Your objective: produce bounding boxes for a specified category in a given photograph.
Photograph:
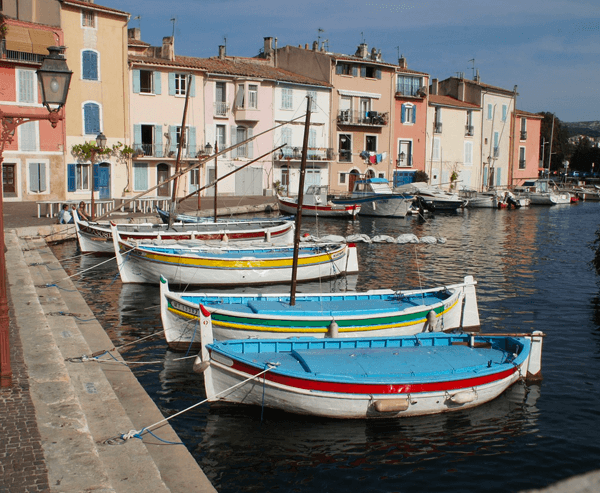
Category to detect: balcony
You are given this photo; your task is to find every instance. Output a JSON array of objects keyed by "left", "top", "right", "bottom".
[
  {"left": 520, "top": 131, "right": 527, "bottom": 141},
  {"left": 214, "top": 102, "right": 230, "bottom": 117},
  {"left": 338, "top": 150, "right": 352, "bottom": 163},
  {"left": 337, "top": 110, "right": 388, "bottom": 127},
  {"left": 234, "top": 105, "right": 260, "bottom": 122},
  {"left": 465, "top": 125, "right": 474, "bottom": 136},
  {"left": 277, "top": 146, "right": 335, "bottom": 161},
  {"left": 133, "top": 143, "right": 200, "bottom": 159},
  {"left": 0, "top": 40, "right": 44, "bottom": 65}
]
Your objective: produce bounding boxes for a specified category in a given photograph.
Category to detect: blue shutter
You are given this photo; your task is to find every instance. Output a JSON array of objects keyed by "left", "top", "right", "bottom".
[
  {"left": 189, "top": 75, "right": 195, "bottom": 97},
  {"left": 82, "top": 51, "right": 98, "bottom": 80},
  {"left": 39, "top": 163, "right": 46, "bottom": 192},
  {"left": 82, "top": 51, "right": 92, "bottom": 79},
  {"left": 153, "top": 71, "right": 161, "bottom": 94},
  {"left": 155, "top": 125, "right": 163, "bottom": 157},
  {"left": 133, "top": 124, "right": 141, "bottom": 147},
  {"left": 247, "top": 127, "right": 253, "bottom": 159},
  {"left": 169, "top": 126, "right": 176, "bottom": 154},
  {"left": 133, "top": 69, "right": 140, "bottom": 93},
  {"left": 496, "top": 167, "right": 502, "bottom": 187},
  {"left": 376, "top": 69, "right": 381, "bottom": 80},
  {"left": 412, "top": 106, "right": 416, "bottom": 124},
  {"left": 29, "top": 163, "right": 39, "bottom": 192},
  {"left": 68, "top": 164, "right": 76, "bottom": 192},
  {"left": 188, "top": 126, "right": 196, "bottom": 157},
  {"left": 360, "top": 67, "right": 366, "bottom": 78},
  {"left": 84, "top": 103, "right": 100, "bottom": 135},
  {"left": 401, "top": 104, "right": 406, "bottom": 123},
  {"left": 352, "top": 66, "right": 358, "bottom": 77},
  {"left": 93, "top": 163, "right": 99, "bottom": 191},
  {"left": 336, "top": 64, "right": 342, "bottom": 75},
  {"left": 483, "top": 167, "right": 488, "bottom": 188},
  {"left": 168, "top": 72, "right": 175, "bottom": 96}
]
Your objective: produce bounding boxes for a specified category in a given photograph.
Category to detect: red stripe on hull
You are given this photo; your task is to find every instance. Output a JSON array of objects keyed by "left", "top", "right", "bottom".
[{"left": 214, "top": 354, "right": 518, "bottom": 394}]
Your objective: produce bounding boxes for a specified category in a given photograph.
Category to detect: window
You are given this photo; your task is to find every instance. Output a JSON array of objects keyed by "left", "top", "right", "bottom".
[
  {"left": 215, "top": 81, "right": 227, "bottom": 116},
  {"left": 339, "top": 134, "right": 352, "bottom": 162},
  {"left": 396, "top": 75, "right": 422, "bottom": 96},
  {"left": 281, "top": 166, "right": 289, "bottom": 191},
  {"left": 19, "top": 121, "right": 37, "bottom": 151},
  {"left": 433, "top": 137, "right": 440, "bottom": 161},
  {"left": 502, "top": 104, "right": 508, "bottom": 122},
  {"left": 309, "top": 128, "right": 317, "bottom": 150},
  {"left": 339, "top": 96, "right": 351, "bottom": 122},
  {"left": 140, "top": 70, "right": 153, "bottom": 93},
  {"left": 464, "top": 141, "right": 473, "bottom": 166},
  {"left": 232, "top": 126, "right": 253, "bottom": 158},
  {"left": 281, "top": 87, "right": 293, "bottom": 110},
  {"left": 519, "top": 147, "right": 526, "bottom": 169},
  {"left": 29, "top": 162, "right": 47, "bottom": 193},
  {"left": 82, "top": 50, "right": 98, "bottom": 80},
  {"left": 520, "top": 118, "right": 527, "bottom": 140},
  {"left": 493, "top": 131, "right": 500, "bottom": 158},
  {"left": 76, "top": 164, "right": 90, "bottom": 191},
  {"left": 216, "top": 124, "right": 226, "bottom": 151},
  {"left": 175, "top": 74, "right": 187, "bottom": 95},
  {"left": 133, "top": 162, "right": 148, "bottom": 191},
  {"left": 337, "top": 63, "right": 353, "bottom": 76},
  {"left": 360, "top": 98, "right": 371, "bottom": 121},
  {"left": 466, "top": 111, "right": 474, "bottom": 136},
  {"left": 365, "top": 135, "right": 377, "bottom": 152},
  {"left": 487, "top": 104, "right": 493, "bottom": 120},
  {"left": 83, "top": 102, "right": 101, "bottom": 135},
  {"left": 434, "top": 107, "right": 442, "bottom": 133},
  {"left": 281, "top": 127, "right": 293, "bottom": 157},
  {"left": 235, "top": 84, "right": 245, "bottom": 108},
  {"left": 397, "top": 141, "right": 412, "bottom": 167},
  {"left": 82, "top": 9, "right": 95, "bottom": 28},
  {"left": 17, "top": 69, "right": 36, "bottom": 103},
  {"left": 249, "top": 85, "right": 258, "bottom": 109},
  {"left": 401, "top": 103, "right": 415, "bottom": 124}
]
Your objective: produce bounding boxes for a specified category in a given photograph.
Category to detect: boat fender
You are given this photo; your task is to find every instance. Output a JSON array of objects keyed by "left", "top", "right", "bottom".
[
  {"left": 327, "top": 320, "right": 339, "bottom": 338},
  {"left": 450, "top": 390, "right": 477, "bottom": 404},
  {"left": 423, "top": 310, "right": 437, "bottom": 332},
  {"left": 266, "top": 230, "right": 271, "bottom": 242},
  {"left": 222, "top": 233, "right": 229, "bottom": 243},
  {"left": 374, "top": 398, "right": 410, "bottom": 413},
  {"left": 193, "top": 359, "right": 210, "bottom": 373}
]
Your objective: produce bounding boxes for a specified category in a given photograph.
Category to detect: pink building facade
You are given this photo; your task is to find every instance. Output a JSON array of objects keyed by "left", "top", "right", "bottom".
[{"left": 511, "top": 110, "right": 542, "bottom": 186}]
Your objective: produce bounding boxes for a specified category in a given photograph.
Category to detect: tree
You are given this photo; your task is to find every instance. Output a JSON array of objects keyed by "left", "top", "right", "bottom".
[
  {"left": 413, "top": 170, "right": 429, "bottom": 183},
  {"left": 539, "top": 112, "right": 570, "bottom": 173}
]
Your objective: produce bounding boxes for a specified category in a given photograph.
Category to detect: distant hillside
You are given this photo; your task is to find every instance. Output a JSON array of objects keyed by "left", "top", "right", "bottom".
[{"left": 563, "top": 121, "right": 600, "bottom": 138}]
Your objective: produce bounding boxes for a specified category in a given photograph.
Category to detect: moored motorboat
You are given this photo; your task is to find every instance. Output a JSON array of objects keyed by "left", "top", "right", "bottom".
[
  {"left": 277, "top": 185, "right": 360, "bottom": 218},
  {"left": 160, "top": 275, "right": 480, "bottom": 351},
  {"left": 73, "top": 211, "right": 295, "bottom": 254},
  {"left": 193, "top": 307, "right": 544, "bottom": 419},
  {"left": 110, "top": 223, "right": 359, "bottom": 286},
  {"left": 514, "top": 179, "right": 571, "bottom": 205},
  {"left": 395, "top": 182, "right": 466, "bottom": 212},
  {"left": 331, "top": 177, "right": 413, "bottom": 217}
]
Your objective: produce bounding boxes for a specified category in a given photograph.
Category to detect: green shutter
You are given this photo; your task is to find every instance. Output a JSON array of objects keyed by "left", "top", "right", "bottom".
[
  {"left": 168, "top": 72, "right": 175, "bottom": 95},
  {"left": 155, "top": 125, "right": 163, "bottom": 157},
  {"left": 133, "top": 70, "right": 140, "bottom": 93},
  {"left": 153, "top": 71, "right": 161, "bottom": 94}
]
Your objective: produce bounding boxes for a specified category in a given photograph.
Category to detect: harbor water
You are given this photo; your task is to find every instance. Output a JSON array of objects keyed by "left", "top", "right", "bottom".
[{"left": 52, "top": 201, "right": 600, "bottom": 492}]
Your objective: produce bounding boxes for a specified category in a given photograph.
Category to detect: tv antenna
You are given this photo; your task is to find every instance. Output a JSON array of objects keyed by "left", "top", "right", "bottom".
[
  {"left": 469, "top": 58, "right": 475, "bottom": 78},
  {"left": 317, "top": 28, "right": 324, "bottom": 46},
  {"left": 133, "top": 15, "right": 141, "bottom": 30},
  {"left": 170, "top": 17, "right": 177, "bottom": 38}
]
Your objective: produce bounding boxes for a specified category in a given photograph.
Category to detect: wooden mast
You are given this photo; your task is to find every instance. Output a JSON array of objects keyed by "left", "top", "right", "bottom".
[
  {"left": 213, "top": 142, "right": 218, "bottom": 223},
  {"left": 168, "top": 73, "right": 192, "bottom": 229},
  {"left": 290, "top": 96, "right": 312, "bottom": 306}
]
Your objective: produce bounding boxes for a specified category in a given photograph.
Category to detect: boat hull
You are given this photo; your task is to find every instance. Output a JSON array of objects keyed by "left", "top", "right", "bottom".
[
  {"left": 331, "top": 195, "right": 412, "bottom": 217},
  {"left": 277, "top": 195, "right": 360, "bottom": 218},
  {"left": 197, "top": 331, "right": 544, "bottom": 419},
  {"left": 74, "top": 214, "right": 294, "bottom": 254},
  {"left": 160, "top": 276, "right": 480, "bottom": 351}
]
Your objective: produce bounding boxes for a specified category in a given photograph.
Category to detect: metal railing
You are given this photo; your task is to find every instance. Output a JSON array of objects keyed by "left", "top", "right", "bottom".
[
  {"left": 278, "top": 147, "right": 334, "bottom": 161},
  {"left": 214, "top": 102, "right": 229, "bottom": 117},
  {"left": 520, "top": 131, "right": 528, "bottom": 140},
  {"left": 337, "top": 110, "right": 388, "bottom": 126},
  {"left": 133, "top": 144, "right": 199, "bottom": 159}
]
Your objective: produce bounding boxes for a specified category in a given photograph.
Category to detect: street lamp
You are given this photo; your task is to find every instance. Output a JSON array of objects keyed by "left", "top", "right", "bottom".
[
  {"left": 0, "top": 46, "right": 72, "bottom": 388},
  {"left": 204, "top": 142, "right": 213, "bottom": 155},
  {"left": 89, "top": 132, "right": 107, "bottom": 221}
]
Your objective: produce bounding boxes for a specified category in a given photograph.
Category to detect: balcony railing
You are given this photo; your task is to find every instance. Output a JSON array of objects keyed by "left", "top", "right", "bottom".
[
  {"left": 0, "top": 41, "right": 44, "bottom": 64},
  {"left": 278, "top": 146, "right": 334, "bottom": 161},
  {"left": 337, "top": 110, "right": 388, "bottom": 127},
  {"left": 214, "top": 102, "right": 230, "bottom": 117},
  {"left": 519, "top": 159, "right": 526, "bottom": 169},
  {"left": 133, "top": 144, "right": 200, "bottom": 159},
  {"left": 465, "top": 125, "right": 474, "bottom": 136},
  {"left": 520, "top": 131, "right": 528, "bottom": 140},
  {"left": 339, "top": 150, "right": 352, "bottom": 162}
]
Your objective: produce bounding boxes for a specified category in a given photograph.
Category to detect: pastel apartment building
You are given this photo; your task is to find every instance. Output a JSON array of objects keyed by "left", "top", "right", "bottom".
[{"left": 512, "top": 109, "right": 542, "bottom": 185}]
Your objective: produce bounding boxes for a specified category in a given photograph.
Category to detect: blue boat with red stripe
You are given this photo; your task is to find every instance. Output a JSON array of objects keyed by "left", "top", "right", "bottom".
[{"left": 194, "top": 306, "right": 544, "bottom": 419}]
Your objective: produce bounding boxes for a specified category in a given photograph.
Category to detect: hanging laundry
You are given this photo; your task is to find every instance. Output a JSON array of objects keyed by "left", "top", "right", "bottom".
[
  {"left": 369, "top": 155, "right": 377, "bottom": 164},
  {"left": 376, "top": 154, "right": 383, "bottom": 163}
]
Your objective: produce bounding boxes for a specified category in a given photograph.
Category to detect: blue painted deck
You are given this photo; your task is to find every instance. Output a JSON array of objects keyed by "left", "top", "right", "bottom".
[{"left": 142, "top": 244, "right": 336, "bottom": 258}]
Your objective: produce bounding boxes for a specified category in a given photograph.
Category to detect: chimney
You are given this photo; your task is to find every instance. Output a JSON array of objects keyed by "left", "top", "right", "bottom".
[
  {"left": 398, "top": 55, "right": 407, "bottom": 68},
  {"left": 355, "top": 43, "right": 368, "bottom": 58},
  {"left": 218, "top": 45, "right": 226, "bottom": 59},
  {"left": 475, "top": 69, "right": 480, "bottom": 83},
  {"left": 128, "top": 27, "right": 141, "bottom": 40},
  {"left": 312, "top": 41, "right": 318, "bottom": 51},
  {"left": 431, "top": 78, "right": 438, "bottom": 95},
  {"left": 161, "top": 36, "right": 174, "bottom": 61},
  {"left": 263, "top": 37, "right": 273, "bottom": 58},
  {"left": 458, "top": 80, "right": 465, "bottom": 101},
  {"left": 305, "top": 43, "right": 309, "bottom": 50}
]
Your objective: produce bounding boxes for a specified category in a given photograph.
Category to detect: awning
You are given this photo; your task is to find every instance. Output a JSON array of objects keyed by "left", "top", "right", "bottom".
[
  {"left": 29, "top": 30, "right": 56, "bottom": 55},
  {"left": 4, "top": 25, "right": 56, "bottom": 55},
  {"left": 5, "top": 26, "right": 32, "bottom": 53}
]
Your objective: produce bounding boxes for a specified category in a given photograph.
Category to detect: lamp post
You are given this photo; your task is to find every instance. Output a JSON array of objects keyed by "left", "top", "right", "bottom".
[
  {"left": 89, "top": 132, "right": 107, "bottom": 221},
  {"left": 398, "top": 151, "right": 406, "bottom": 167},
  {"left": 0, "top": 46, "right": 72, "bottom": 387}
]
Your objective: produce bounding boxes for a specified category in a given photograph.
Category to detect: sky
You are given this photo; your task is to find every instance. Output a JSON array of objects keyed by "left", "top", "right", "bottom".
[{"left": 101, "top": 0, "right": 600, "bottom": 123}]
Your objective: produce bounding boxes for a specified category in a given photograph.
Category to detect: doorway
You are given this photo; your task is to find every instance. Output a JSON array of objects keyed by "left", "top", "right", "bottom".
[{"left": 157, "top": 163, "right": 170, "bottom": 196}]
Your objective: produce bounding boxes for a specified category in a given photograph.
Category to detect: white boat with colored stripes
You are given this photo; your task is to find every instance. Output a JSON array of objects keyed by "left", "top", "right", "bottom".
[
  {"left": 160, "top": 275, "right": 480, "bottom": 351},
  {"left": 110, "top": 222, "right": 359, "bottom": 287},
  {"left": 193, "top": 307, "right": 544, "bottom": 419}
]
